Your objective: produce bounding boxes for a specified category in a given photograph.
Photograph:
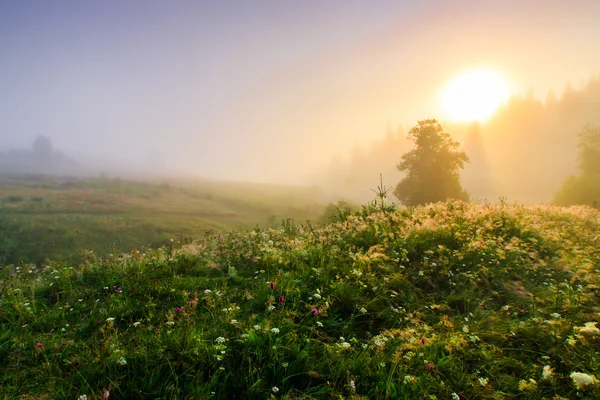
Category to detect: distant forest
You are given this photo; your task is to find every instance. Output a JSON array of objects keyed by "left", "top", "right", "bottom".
[{"left": 322, "top": 75, "right": 600, "bottom": 204}]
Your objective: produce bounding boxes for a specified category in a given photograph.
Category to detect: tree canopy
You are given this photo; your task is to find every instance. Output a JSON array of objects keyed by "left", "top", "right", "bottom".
[{"left": 394, "top": 119, "right": 469, "bottom": 206}]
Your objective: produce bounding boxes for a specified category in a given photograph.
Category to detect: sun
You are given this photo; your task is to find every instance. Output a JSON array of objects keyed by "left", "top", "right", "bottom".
[{"left": 440, "top": 69, "right": 510, "bottom": 122}]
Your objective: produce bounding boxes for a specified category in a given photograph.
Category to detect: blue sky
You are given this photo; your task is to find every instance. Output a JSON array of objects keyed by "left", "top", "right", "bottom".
[{"left": 1, "top": 0, "right": 599, "bottom": 182}]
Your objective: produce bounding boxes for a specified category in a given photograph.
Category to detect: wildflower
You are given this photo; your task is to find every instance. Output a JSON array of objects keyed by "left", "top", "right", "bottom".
[
  {"left": 451, "top": 393, "right": 460, "bottom": 400},
  {"left": 36, "top": 343, "right": 42, "bottom": 349},
  {"left": 316, "top": 321, "right": 323, "bottom": 327},
  {"left": 427, "top": 364, "right": 435, "bottom": 371},
  {"left": 277, "top": 295, "right": 285, "bottom": 304},
  {"left": 204, "top": 289, "right": 212, "bottom": 294},
  {"left": 542, "top": 365, "right": 554, "bottom": 380},
  {"left": 79, "top": 395, "right": 88, "bottom": 400},
  {"left": 272, "top": 386, "right": 279, "bottom": 393},
  {"left": 117, "top": 357, "right": 127, "bottom": 365},
  {"left": 270, "top": 282, "right": 275, "bottom": 290},
  {"left": 313, "top": 293, "right": 322, "bottom": 300},
  {"left": 570, "top": 372, "right": 598, "bottom": 390},
  {"left": 349, "top": 379, "right": 355, "bottom": 390},
  {"left": 133, "top": 322, "right": 141, "bottom": 327},
  {"left": 478, "top": 377, "right": 488, "bottom": 387},
  {"left": 338, "top": 342, "right": 351, "bottom": 348},
  {"left": 577, "top": 322, "right": 600, "bottom": 339},
  {"left": 106, "top": 317, "right": 115, "bottom": 323},
  {"left": 230, "top": 319, "right": 238, "bottom": 325},
  {"left": 103, "top": 391, "right": 110, "bottom": 399},
  {"left": 403, "top": 375, "right": 417, "bottom": 384},
  {"left": 311, "top": 308, "right": 318, "bottom": 315},
  {"left": 271, "top": 328, "right": 280, "bottom": 334},
  {"left": 358, "top": 307, "right": 367, "bottom": 315},
  {"left": 518, "top": 379, "right": 537, "bottom": 391},
  {"left": 253, "top": 324, "right": 261, "bottom": 330},
  {"left": 215, "top": 337, "right": 226, "bottom": 343}
]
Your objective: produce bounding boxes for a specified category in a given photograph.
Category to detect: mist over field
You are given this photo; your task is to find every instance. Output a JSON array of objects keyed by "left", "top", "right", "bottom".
[
  {"left": 1, "top": 0, "right": 600, "bottom": 205},
  {"left": 3, "top": 3, "right": 600, "bottom": 399}
]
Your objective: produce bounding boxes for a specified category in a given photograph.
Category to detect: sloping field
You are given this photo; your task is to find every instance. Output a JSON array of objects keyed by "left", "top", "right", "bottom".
[
  {"left": 1, "top": 201, "right": 599, "bottom": 399},
  {"left": 0, "top": 174, "right": 325, "bottom": 264}
]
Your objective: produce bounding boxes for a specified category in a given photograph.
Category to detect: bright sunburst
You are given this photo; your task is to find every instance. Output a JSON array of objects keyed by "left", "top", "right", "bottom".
[{"left": 441, "top": 69, "right": 510, "bottom": 122}]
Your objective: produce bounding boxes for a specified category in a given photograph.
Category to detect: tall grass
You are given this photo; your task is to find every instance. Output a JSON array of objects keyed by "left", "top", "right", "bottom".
[{"left": 1, "top": 200, "right": 599, "bottom": 399}]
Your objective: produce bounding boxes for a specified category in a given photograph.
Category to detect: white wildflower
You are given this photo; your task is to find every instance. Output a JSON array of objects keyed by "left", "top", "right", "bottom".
[
  {"left": 577, "top": 322, "right": 600, "bottom": 338},
  {"left": 271, "top": 328, "right": 280, "bottom": 334},
  {"left": 542, "top": 365, "right": 554, "bottom": 380},
  {"left": 570, "top": 372, "right": 598, "bottom": 390}
]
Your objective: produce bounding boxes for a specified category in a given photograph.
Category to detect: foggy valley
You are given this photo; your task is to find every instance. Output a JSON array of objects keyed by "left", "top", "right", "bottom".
[{"left": 1, "top": 1, "right": 600, "bottom": 399}]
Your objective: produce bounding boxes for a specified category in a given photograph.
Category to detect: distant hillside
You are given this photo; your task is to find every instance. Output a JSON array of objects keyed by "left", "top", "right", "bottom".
[{"left": 0, "top": 174, "right": 326, "bottom": 264}]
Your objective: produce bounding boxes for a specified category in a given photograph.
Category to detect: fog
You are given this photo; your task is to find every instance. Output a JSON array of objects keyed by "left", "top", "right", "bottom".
[{"left": 1, "top": 0, "right": 599, "bottom": 202}]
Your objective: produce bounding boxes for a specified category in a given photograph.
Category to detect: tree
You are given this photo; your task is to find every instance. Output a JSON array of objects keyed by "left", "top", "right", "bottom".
[
  {"left": 554, "top": 125, "right": 600, "bottom": 206},
  {"left": 32, "top": 135, "right": 54, "bottom": 156},
  {"left": 394, "top": 119, "right": 469, "bottom": 206}
]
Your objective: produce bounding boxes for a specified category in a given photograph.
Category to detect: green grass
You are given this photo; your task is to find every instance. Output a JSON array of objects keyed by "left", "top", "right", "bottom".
[
  {"left": 1, "top": 200, "right": 599, "bottom": 399},
  {"left": 0, "top": 174, "right": 326, "bottom": 264}
]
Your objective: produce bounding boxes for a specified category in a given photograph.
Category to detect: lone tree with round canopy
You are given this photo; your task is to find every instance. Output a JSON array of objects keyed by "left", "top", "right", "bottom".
[{"left": 394, "top": 119, "right": 469, "bottom": 206}]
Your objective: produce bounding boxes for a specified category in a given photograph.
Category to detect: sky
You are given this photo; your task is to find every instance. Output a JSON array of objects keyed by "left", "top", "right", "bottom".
[{"left": 1, "top": 0, "right": 599, "bottom": 183}]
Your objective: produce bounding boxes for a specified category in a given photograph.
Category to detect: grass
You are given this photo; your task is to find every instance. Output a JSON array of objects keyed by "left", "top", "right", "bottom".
[
  {"left": 1, "top": 199, "right": 599, "bottom": 399},
  {"left": 0, "top": 174, "right": 326, "bottom": 265}
]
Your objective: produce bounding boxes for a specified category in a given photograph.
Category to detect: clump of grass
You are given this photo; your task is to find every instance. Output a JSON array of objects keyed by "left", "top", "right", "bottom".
[
  {"left": 5, "top": 195, "right": 23, "bottom": 203},
  {"left": 0, "top": 200, "right": 599, "bottom": 399}
]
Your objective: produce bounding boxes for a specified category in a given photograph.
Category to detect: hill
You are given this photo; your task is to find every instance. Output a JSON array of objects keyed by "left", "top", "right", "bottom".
[
  {"left": 1, "top": 200, "right": 599, "bottom": 398},
  {"left": 0, "top": 174, "right": 326, "bottom": 265}
]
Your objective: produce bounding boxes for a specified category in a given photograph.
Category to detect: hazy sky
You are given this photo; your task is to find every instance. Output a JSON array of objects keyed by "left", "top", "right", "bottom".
[{"left": 1, "top": 0, "right": 599, "bottom": 182}]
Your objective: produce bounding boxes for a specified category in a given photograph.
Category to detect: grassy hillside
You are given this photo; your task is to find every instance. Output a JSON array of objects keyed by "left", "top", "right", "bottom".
[
  {"left": 0, "top": 174, "right": 326, "bottom": 264},
  {"left": 1, "top": 200, "right": 599, "bottom": 399}
]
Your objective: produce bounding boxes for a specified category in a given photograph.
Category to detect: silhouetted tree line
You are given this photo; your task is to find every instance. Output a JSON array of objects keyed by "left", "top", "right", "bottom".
[{"left": 323, "top": 74, "right": 600, "bottom": 206}]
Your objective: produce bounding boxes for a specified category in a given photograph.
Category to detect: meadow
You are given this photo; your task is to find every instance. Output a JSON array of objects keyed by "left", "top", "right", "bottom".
[
  {"left": 0, "top": 174, "right": 326, "bottom": 265},
  {"left": 1, "top": 198, "right": 599, "bottom": 399}
]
